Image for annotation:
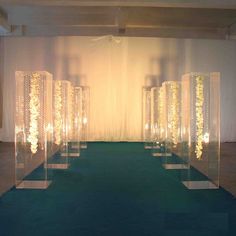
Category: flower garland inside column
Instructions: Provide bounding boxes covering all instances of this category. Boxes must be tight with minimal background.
[195,75,204,159]
[158,87,165,140]
[68,84,75,141]
[54,81,62,145]
[27,73,40,154]
[170,82,180,147]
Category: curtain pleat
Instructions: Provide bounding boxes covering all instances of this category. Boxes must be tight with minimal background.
[1,36,236,142]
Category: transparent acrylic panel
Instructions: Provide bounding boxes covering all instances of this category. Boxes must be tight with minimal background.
[15,71,53,189]
[181,72,220,189]
[161,81,185,168]
[68,83,75,143]
[80,86,90,149]
[142,87,152,149]
[67,83,80,157]
[151,87,161,155]
[151,86,171,157]
[151,87,158,153]
[47,80,71,169]
[68,86,82,157]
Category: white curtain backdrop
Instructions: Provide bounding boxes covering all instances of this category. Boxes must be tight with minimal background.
[0,36,236,142]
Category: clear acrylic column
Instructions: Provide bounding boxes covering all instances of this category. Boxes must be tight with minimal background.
[151,87,160,155]
[142,87,152,149]
[181,72,220,189]
[15,71,53,189]
[56,80,72,160]
[161,81,186,169]
[67,85,81,157]
[80,86,90,149]
[151,85,171,157]
[47,80,70,169]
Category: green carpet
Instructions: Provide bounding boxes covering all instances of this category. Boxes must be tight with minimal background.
[0,142,236,236]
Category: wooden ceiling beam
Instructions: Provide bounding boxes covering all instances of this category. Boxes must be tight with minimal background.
[8,13,117,26]
[0,0,236,9]
[6,24,226,40]
[5,6,236,29]
[0,1,235,39]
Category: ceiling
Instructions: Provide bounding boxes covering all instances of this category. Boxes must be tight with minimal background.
[1,0,236,39]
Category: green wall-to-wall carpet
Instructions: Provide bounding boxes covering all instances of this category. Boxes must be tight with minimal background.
[0,142,235,236]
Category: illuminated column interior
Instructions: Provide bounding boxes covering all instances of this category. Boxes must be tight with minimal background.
[80,86,90,149]
[53,80,63,146]
[142,87,152,149]
[181,72,220,189]
[15,71,53,189]
[163,81,181,151]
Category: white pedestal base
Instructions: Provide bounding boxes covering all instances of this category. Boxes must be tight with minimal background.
[163,164,188,169]
[152,153,172,157]
[182,181,218,189]
[16,180,51,189]
[81,144,87,149]
[61,153,80,157]
[45,163,69,169]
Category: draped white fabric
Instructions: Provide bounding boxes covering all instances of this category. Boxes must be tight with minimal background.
[1,36,236,142]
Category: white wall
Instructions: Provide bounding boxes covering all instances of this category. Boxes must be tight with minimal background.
[1,36,236,142]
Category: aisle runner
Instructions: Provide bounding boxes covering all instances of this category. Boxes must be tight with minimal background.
[0,143,234,236]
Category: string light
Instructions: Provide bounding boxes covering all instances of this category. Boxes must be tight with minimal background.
[169,82,180,147]
[145,123,149,130]
[68,84,75,140]
[195,76,204,159]
[203,132,209,144]
[54,81,62,145]
[27,73,40,154]
[158,87,165,140]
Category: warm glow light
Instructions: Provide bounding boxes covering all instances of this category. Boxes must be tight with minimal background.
[158,87,165,139]
[83,117,88,125]
[27,73,40,154]
[54,81,62,145]
[203,132,209,144]
[160,127,165,133]
[46,123,53,133]
[68,84,75,140]
[195,76,204,159]
[15,126,23,134]
[169,82,180,147]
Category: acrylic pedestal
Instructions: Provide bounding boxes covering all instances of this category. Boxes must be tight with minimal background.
[180,72,220,189]
[68,86,83,155]
[47,80,72,169]
[80,86,90,150]
[161,81,185,169]
[15,71,53,189]
[46,144,70,169]
[152,142,172,157]
[61,143,80,157]
[142,87,153,149]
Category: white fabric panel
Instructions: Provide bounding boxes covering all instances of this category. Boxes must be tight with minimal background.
[1,36,236,142]
[0,38,3,131]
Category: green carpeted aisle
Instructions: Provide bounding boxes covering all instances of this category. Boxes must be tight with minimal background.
[0,142,236,236]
